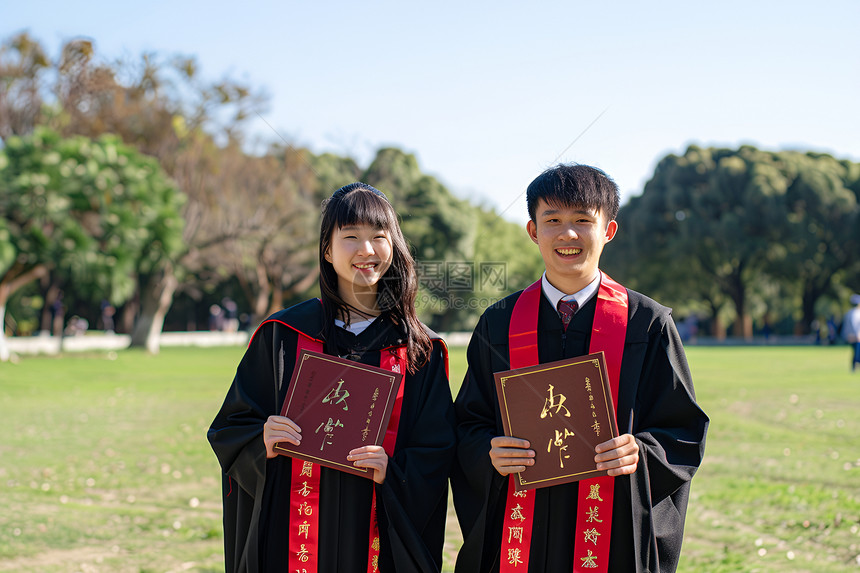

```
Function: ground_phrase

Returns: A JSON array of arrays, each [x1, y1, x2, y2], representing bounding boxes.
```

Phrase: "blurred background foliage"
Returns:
[[603, 146, 860, 339], [0, 32, 542, 355], [1, 32, 858, 357]]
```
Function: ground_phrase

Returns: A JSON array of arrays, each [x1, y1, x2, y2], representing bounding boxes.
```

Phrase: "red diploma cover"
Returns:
[[494, 351, 620, 491], [273, 349, 404, 479]]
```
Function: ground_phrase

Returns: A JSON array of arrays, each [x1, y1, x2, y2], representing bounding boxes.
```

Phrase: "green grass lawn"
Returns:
[[678, 346, 860, 572], [0, 345, 858, 572]]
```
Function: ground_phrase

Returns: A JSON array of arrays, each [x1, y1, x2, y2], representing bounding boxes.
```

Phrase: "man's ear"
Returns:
[[526, 220, 539, 245], [605, 220, 618, 242]]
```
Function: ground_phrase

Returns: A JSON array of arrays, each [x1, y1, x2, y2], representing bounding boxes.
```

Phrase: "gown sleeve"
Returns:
[[207, 322, 298, 571], [451, 313, 508, 573], [623, 311, 709, 572], [208, 322, 288, 494], [377, 339, 458, 572]]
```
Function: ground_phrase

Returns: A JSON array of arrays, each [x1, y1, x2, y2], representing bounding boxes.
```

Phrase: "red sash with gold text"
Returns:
[[499, 272, 628, 572], [270, 326, 408, 573]]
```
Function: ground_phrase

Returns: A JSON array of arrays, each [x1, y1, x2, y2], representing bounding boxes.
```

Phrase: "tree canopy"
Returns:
[[603, 145, 860, 338], [3, 31, 858, 352], [0, 32, 544, 349], [0, 127, 184, 359]]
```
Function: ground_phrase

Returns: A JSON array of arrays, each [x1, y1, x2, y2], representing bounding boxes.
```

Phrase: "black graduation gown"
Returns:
[[208, 299, 456, 573], [452, 285, 709, 573]]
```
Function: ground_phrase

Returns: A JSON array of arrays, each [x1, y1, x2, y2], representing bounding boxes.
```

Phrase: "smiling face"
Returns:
[[325, 224, 394, 312], [526, 199, 618, 294]]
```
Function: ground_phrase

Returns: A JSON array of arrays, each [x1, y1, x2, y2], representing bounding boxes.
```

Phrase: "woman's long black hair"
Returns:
[[319, 182, 432, 372]]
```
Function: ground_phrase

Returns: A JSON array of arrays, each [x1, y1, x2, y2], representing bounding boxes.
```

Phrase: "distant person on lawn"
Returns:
[[842, 294, 860, 372]]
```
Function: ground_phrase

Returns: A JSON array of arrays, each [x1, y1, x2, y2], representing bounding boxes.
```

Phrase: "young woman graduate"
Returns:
[[208, 183, 456, 573]]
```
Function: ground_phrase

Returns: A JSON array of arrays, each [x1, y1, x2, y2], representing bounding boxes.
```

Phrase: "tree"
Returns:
[[0, 32, 50, 139], [363, 148, 474, 259], [764, 152, 859, 333], [44, 39, 268, 348], [604, 145, 860, 338], [362, 148, 477, 330], [309, 152, 362, 201], [469, 206, 545, 314], [190, 143, 320, 326], [605, 146, 787, 338], [1, 33, 269, 350], [0, 128, 184, 360]]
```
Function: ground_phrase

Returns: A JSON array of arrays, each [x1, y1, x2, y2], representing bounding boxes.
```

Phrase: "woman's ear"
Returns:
[[324, 249, 332, 263]]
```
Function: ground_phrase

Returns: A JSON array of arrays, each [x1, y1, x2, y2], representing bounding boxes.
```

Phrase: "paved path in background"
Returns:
[[4, 331, 824, 357], [6, 331, 251, 356]]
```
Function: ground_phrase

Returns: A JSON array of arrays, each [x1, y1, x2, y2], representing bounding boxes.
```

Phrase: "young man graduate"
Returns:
[[452, 164, 709, 573]]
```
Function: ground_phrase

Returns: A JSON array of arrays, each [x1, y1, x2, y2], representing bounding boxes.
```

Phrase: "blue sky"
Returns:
[[3, 1, 858, 223]]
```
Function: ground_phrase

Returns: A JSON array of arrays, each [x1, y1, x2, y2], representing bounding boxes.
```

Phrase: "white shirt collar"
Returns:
[[541, 271, 601, 313], [334, 317, 375, 335]]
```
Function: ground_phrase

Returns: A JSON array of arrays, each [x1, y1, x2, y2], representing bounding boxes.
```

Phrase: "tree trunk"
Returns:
[[0, 263, 49, 361], [251, 260, 272, 330], [0, 303, 9, 362], [727, 272, 753, 340], [710, 316, 725, 340], [265, 268, 319, 319], [705, 301, 726, 341], [130, 267, 178, 354], [731, 308, 753, 339], [120, 296, 138, 334], [39, 281, 61, 333], [797, 277, 830, 336], [267, 278, 285, 318], [799, 290, 816, 336]]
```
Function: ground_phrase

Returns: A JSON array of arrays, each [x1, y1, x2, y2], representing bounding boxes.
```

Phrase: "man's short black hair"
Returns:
[[526, 164, 620, 223]]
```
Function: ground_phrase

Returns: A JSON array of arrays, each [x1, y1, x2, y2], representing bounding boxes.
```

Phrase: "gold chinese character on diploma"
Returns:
[[586, 505, 603, 523], [507, 547, 524, 566], [322, 379, 350, 410], [548, 428, 575, 448], [591, 420, 601, 436], [582, 527, 600, 545], [298, 520, 310, 539], [540, 384, 571, 418], [296, 543, 310, 563], [297, 501, 313, 515], [371, 555, 379, 572], [580, 549, 598, 568], [586, 484, 603, 501], [371, 536, 380, 551], [297, 481, 313, 497], [512, 490, 527, 498], [315, 417, 344, 451], [547, 428, 575, 468]]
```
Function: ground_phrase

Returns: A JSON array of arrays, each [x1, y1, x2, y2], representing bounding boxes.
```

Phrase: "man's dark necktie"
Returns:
[[557, 298, 578, 331]]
